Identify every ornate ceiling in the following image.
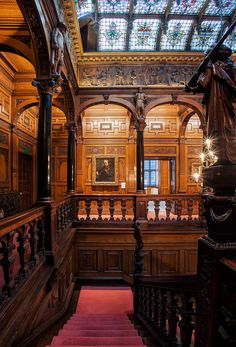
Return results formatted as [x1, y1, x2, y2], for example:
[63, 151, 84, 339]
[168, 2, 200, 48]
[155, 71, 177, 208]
[75, 0, 236, 54]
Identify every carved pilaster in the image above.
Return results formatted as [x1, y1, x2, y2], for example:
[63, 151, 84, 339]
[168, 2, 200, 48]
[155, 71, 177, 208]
[66, 121, 76, 193]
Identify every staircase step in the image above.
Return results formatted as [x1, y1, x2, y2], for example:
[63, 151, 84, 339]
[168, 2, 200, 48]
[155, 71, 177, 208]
[63, 323, 134, 330]
[47, 345, 145, 347]
[58, 329, 138, 337]
[51, 336, 144, 345]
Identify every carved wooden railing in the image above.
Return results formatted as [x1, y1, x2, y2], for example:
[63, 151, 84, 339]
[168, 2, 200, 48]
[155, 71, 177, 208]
[136, 194, 204, 225]
[74, 194, 135, 223]
[74, 194, 204, 226]
[134, 275, 197, 347]
[0, 207, 45, 308]
[55, 197, 74, 238]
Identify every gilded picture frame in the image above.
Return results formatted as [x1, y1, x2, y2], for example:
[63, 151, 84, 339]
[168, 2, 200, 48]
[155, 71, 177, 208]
[92, 155, 118, 186]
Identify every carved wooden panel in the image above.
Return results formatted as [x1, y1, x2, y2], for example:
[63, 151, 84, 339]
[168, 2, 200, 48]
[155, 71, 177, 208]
[187, 145, 202, 157]
[107, 146, 126, 155]
[0, 131, 8, 146]
[0, 89, 11, 121]
[143, 250, 152, 274]
[145, 117, 178, 138]
[16, 109, 37, 138]
[84, 117, 129, 138]
[157, 251, 180, 274]
[86, 146, 105, 155]
[184, 250, 197, 274]
[79, 250, 98, 272]
[56, 159, 67, 182]
[145, 146, 176, 155]
[103, 250, 123, 272]
[185, 115, 203, 138]
[18, 140, 33, 155]
[79, 65, 195, 87]
[0, 148, 8, 183]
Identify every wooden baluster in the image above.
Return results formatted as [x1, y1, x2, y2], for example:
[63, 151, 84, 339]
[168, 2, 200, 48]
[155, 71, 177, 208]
[61, 205, 65, 228]
[0, 240, 11, 297]
[198, 199, 204, 223]
[97, 198, 103, 220]
[156, 288, 162, 331]
[179, 293, 195, 347]
[167, 291, 180, 346]
[109, 198, 115, 221]
[85, 198, 91, 221]
[17, 228, 26, 279]
[140, 286, 145, 317]
[56, 207, 61, 235]
[154, 200, 160, 221]
[176, 199, 182, 221]
[160, 289, 168, 336]
[165, 200, 171, 221]
[28, 223, 36, 266]
[37, 219, 45, 256]
[187, 198, 193, 221]
[121, 199, 127, 220]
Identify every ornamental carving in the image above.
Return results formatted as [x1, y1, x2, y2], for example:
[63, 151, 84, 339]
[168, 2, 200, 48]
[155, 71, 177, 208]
[51, 24, 67, 78]
[19, 140, 33, 155]
[188, 146, 202, 156]
[32, 79, 58, 94]
[0, 131, 8, 145]
[144, 146, 176, 155]
[79, 65, 196, 87]
[107, 146, 126, 155]
[86, 146, 105, 155]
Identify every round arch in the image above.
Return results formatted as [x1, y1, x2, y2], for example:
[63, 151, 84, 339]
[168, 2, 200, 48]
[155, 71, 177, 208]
[77, 96, 137, 118]
[144, 95, 205, 125]
[0, 37, 35, 67]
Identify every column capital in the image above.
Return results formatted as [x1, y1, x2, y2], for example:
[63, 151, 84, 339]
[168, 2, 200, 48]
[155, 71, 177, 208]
[32, 78, 60, 94]
[65, 121, 76, 131]
[134, 115, 147, 132]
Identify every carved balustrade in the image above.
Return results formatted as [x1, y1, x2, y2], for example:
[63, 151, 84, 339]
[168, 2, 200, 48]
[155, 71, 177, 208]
[74, 194, 135, 223]
[55, 197, 73, 238]
[74, 194, 204, 226]
[0, 207, 44, 307]
[136, 194, 204, 225]
[134, 275, 197, 347]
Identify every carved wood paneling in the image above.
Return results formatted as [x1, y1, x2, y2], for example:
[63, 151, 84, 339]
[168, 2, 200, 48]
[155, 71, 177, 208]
[84, 117, 129, 138]
[157, 251, 180, 274]
[145, 146, 176, 155]
[145, 117, 178, 138]
[184, 250, 198, 274]
[79, 65, 196, 87]
[16, 109, 37, 138]
[0, 148, 8, 183]
[103, 251, 123, 272]
[79, 250, 98, 272]
[0, 89, 11, 122]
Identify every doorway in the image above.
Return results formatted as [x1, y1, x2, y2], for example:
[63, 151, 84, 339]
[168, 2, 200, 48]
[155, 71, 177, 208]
[18, 152, 33, 211]
[144, 158, 176, 194]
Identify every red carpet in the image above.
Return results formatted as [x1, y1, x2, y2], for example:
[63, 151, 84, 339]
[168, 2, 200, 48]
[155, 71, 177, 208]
[46, 286, 146, 347]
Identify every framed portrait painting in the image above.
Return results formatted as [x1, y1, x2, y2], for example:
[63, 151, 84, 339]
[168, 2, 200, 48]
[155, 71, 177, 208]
[92, 155, 118, 186]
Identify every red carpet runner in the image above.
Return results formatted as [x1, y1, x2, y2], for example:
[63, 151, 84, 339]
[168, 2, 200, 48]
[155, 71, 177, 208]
[46, 286, 147, 346]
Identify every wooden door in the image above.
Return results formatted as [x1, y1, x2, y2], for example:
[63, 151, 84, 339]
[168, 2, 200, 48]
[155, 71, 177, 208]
[18, 152, 33, 211]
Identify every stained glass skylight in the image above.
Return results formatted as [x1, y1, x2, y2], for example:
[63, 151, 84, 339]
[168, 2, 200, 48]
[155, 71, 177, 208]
[129, 19, 160, 51]
[170, 0, 205, 15]
[160, 20, 193, 51]
[98, 0, 129, 13]
[134, 0, 167, 14]
[205, 0, 236, 16]
[191, 21, 222, 51]
[224, 27, 236, 52]
[98, 18, 127, 51]
[75, 0, 236, 53]
[75, 0, 93, 18]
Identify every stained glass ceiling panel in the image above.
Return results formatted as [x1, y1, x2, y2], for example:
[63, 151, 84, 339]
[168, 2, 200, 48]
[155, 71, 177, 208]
[75, 0, 236, 52]
[191, 21, 222, 51]
[129, 19, 160, 51]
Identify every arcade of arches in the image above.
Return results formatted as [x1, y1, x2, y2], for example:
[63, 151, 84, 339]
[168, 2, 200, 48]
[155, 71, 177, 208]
[0, 2, 235, 347]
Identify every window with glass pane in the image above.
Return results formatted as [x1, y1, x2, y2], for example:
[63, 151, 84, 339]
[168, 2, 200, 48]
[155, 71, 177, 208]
[129, 19, 160, 51]
[204, 0, 236, 16]
[134, 0, 167, 14]
[170, 0, 205, 15]
[144, 160, 158, 187]
[99, 18, 127, 51]
[191, 21, 222, 51]
[160, 20, 192, 51]
[98, 0, 129, 13]
[224, 27, 236, 52]
[75, 0, 94, 18]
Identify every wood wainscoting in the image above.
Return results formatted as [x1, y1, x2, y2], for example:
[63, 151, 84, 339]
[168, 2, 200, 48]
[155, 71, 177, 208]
[73, 224, 206, 281]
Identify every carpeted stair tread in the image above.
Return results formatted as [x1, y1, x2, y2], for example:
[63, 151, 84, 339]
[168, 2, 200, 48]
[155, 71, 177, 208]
[58, 329, 139, 337]
[63, 324, 135, 330]
[47, 345, 145, 347]
[51, 336, 145, 345]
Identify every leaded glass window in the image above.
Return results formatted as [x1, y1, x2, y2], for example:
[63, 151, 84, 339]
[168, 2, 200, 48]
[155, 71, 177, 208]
[98, 18, 127, 51]
[224, 27, 236, 52]
[191, 21, 222, 51]
[160, 20, 193, 51]
[75, 0, 94, 18]
[134, 0, 168, 14]
[170, 0, 205, 15]
[144, 160, 158, 187]
[129, 19, 160, 51]
[204, 0, 236, 16]
[98, 0, 129, 13]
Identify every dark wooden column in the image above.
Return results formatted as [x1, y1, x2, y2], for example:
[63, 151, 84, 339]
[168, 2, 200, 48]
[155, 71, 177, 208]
[33, 79, 56, 201]
[135, 117, 146, 193]
[67, 121, 76, 193]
